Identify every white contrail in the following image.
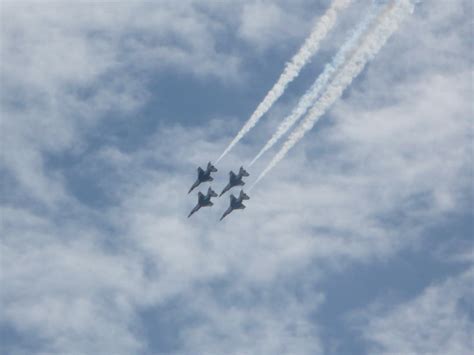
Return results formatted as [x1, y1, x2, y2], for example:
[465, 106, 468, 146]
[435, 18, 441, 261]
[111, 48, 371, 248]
[250, 0, 415, 190]
[216, 0, 352, 164]
[249, 1, 383, 167]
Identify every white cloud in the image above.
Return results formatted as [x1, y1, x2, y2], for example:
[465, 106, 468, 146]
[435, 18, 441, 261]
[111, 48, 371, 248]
[0, 207, 146, 354]
[238, 0, 312, 50]
[179, 288, 325, 355]
[358, 268, 474, 355]
[0, 0, 244, 205]
[0, 0, 472, 354]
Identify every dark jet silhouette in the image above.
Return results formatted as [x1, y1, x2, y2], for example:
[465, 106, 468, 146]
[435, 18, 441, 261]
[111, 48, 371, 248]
[219, 167, 249, 197]
[220, 190, 250, 221]
[188, 162, 218, 194]
[188, 187, 218, 218]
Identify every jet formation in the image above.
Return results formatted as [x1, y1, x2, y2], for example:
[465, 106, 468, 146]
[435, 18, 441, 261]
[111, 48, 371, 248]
[187, 163, 250, 220]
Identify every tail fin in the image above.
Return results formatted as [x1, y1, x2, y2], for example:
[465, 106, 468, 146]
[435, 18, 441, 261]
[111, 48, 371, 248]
[239, 190, 250, 200]
[239, 166, 249, 177]
[208, 187, 218, 197]
[207, 162, 218, 172]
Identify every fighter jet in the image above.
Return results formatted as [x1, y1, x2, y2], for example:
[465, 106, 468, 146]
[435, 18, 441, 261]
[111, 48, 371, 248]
[219, 167, 249, 197]
[188, 162, 218, 194]
[188, 187, 218, 218]
[220, 190, 250, 221]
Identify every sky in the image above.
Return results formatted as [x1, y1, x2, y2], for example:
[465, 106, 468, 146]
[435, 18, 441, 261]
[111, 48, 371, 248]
[0, 0, 473, 354]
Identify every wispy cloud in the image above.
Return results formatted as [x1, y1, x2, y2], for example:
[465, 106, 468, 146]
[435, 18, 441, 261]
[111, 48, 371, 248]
[249, 1, 382, 167]
[358, 268, 474, 355]
[216, 0, 351, 163]
[251, 0, 415, 188]
[0, 1, 472, 354]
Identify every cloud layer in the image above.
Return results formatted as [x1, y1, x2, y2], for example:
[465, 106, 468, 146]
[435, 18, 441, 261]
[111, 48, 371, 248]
[1, 1, 472, 354]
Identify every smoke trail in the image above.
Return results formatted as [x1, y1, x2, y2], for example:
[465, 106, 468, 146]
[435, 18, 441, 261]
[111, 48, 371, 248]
[249, 1, 383, 167]
[216, 0, 352, 164]
[250, 0, 415, 190]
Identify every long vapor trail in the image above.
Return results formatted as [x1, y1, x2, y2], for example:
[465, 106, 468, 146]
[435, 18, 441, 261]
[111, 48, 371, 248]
[250, 0, 415, 190]
[216, 0, 351, 164]
[249, 1, 383, 167]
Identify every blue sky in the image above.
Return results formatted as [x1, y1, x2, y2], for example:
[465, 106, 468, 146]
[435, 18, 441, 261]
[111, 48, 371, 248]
[1, 1, 472, 354]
